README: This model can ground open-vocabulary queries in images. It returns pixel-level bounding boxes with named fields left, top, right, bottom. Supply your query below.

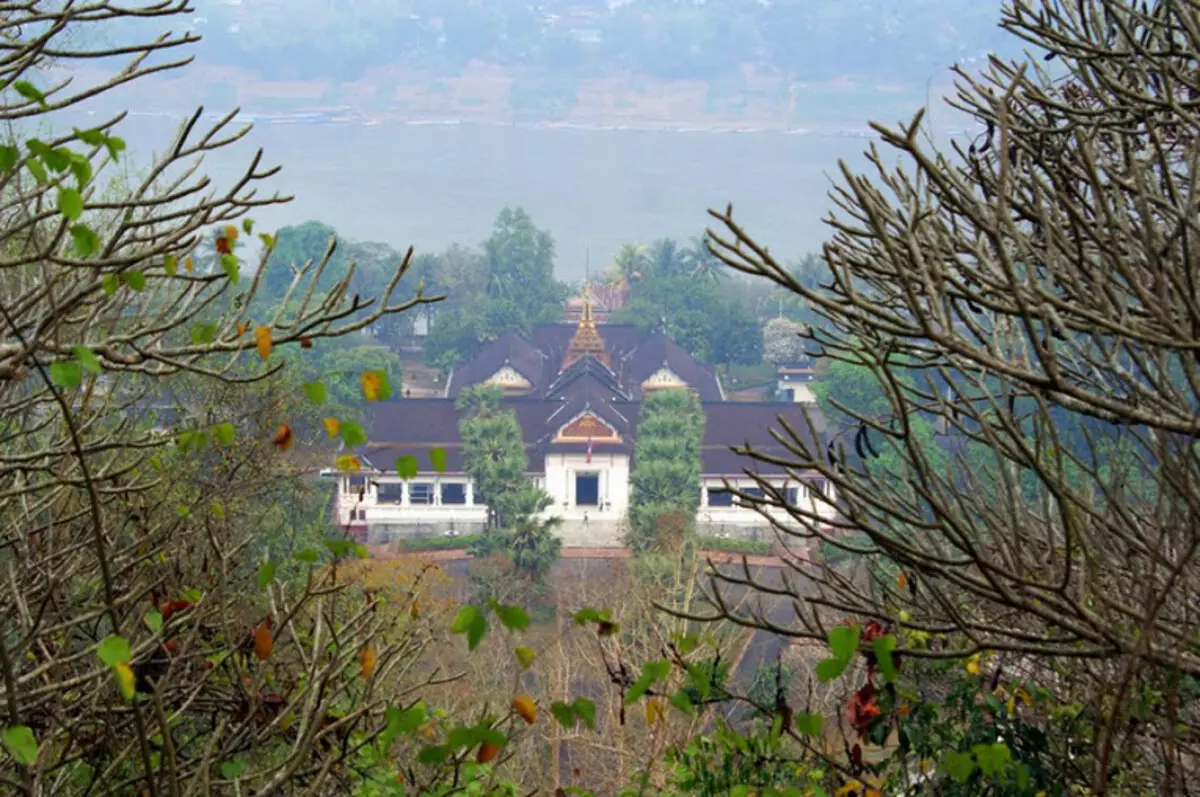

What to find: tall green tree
left=457, top=385, right=529, bottom=529
left=627, top=390, right=705, bottom=553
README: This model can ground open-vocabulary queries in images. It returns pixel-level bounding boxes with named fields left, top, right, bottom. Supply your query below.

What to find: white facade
left=335, top=462, right=837, bottom=547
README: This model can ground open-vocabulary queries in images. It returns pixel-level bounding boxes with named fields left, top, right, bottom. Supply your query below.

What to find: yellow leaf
left=113, top=661, right=135, bottom=702
left=272, top=423, right=293, bottom=452
left=419, top=723, right=436, bottom=739
left=184, top=255, right=194, bottom=273
left=896, top=572, right=907, bottom=590
left=236, top=322, right=248, bottom=336
left=410, top=599, right=420, bottom=619
left=476, top=741, right=501, bottom=764
left=645, top=697, right=664, bottom=726
left=254, top=326, right=272, bottom=360
left=253, top=624, right=273, bottom=661
left=336, top=454, right=361, bottom=472
left=360, top=643, right=377, bottom=679
left=966, top=653, right=981, bottom=675
left=224, top=224, right=239, bottom=242
left=323, top=417, right=340, bottom=437
left=512, top=695, right=536, bottom=725
left=361, top=370, right=382, bottom=401
left=514, top=646, right=536, bottom=670
left=835, top=782, right=864, bottom=797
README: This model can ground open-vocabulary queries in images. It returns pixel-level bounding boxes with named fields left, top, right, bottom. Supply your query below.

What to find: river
left=62, top=111, right=967, bottom=278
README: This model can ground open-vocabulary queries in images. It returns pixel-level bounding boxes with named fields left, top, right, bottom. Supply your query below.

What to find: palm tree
left=498, top=487, right=563, bottom=580
left=685, top=233, right=725, bottom=283
left=606, top=242, right=646, bottom=291
left=647, top=237, right=688, bottom=280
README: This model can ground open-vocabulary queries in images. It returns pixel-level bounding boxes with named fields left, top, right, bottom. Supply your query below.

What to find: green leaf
left=339, top=421, right=367, bottom=447
left=13, top=80, right=46, bottom=107
left=429, top=447, right=447, bottom=474
left=418, top=745, right=449, bottom=765
left=2, top=726, right=38, bottom=766
left=67, top=152, right=92, bottom=187
left=815, top=657, right=848, bottom=683
left=395, top=454, right=419, bottom=480
left=183, top=587, right=202, bottom=603
left=101, top=274, right=118, bottom=295
left=943, top=750, right=976, bottom=783
left=467, top=614, right=487, bottom=651
left=57, top=187, right=83, bottom=220
left=104, top=136, right=125, bottom=161
left=827, top=625, right=861, bottom=661
left=351, top=542, right=369, bottom=559
left=303, top=381, right=326, bottom=404
left=491, top=602, right=530, bottom=632
left=70, top=224, right=99, bottom=257
left=259, top=232, right=275, bottom=250
left=71, top=345, right=101, bottom=374
left=795, top=711, right=824, bottom=736
left=144, top=611, right=163, bottom=633
left=873, top=634, right=898, bottom=681
left=49, top=361, right=81, bottom=388
left=572, top=607, right=611, bottom=626
left=550, top=701, right=576, bottom=728
left=189, top=323, right=218, bottom=345
left=220, top=253, right=239, bottom=285
left=242, top=218, right=255, bottom=235
left=213, top=422, right=235, bottom=447
left=121, top=271, right=145, bottom=292
left=256, top=561, right=277, bottom=589
left=382, top=702, right=426, bottom=747
left=972, top=742, right=1011, bottom=776
left=295, top=547, right=319, bottom=564
left=685, top=663, right=712, bottom=700
left=625, top=659, right=671, bottom=704
left=25, top=158, right=47, bottom=185
left=324, top=538, right=351, bottom=559
left=96, top=635, right=131, bottom=666
left=163, top=254, right=178, bottom=277
left=42, top=147, right=71, bottom=174
left=219, top=759, right=247, bottom=779
left=0, top=144, right=18, bottom=173
left=75, top=128, right=106, bottom=147
left=450, top=605, right=479, bottom=634
left=668, top=690, right=695, bottom=716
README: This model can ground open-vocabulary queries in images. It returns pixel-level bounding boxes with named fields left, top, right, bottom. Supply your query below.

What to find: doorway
left=575, top=472, right=599, bottom=507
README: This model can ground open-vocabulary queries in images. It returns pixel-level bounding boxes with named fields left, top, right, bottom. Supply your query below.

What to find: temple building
left=337, top=286, right=837, bottom=547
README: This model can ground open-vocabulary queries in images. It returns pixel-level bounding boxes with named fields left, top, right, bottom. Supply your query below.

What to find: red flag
left=586, top=437, right=593, bottom=464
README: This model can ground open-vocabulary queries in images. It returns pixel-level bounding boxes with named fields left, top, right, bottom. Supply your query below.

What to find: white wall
left=778, top=380, right=817, bottom=404
left=543, top=452, right=630, bottom=515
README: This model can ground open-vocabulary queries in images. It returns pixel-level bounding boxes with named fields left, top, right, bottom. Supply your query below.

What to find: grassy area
left=397, top=534, right=482, bottom=551
left=695, top=536, right=774, bottom=556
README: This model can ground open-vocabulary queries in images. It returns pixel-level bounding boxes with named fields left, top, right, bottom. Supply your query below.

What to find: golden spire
left=563, top=279, right=610, bottom=371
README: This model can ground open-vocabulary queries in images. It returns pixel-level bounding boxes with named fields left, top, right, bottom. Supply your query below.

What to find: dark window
left=708, top=489, right=734, bottom=507
left=786, top=487, right=800, bottom=505
left=805, top=478, right=826, bottom=497
left=575, top=473, right=599, bottom=506
left=346, top=475, right=366, bottom=493
left=441, top=483, right=467, bottom=505
left=410, top=483, right=434, bottom=505
left=377, top=482, right=404, bottom=504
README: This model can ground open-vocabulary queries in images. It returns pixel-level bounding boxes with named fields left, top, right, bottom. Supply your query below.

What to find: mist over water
left=76, top=112, right=949, bottom=278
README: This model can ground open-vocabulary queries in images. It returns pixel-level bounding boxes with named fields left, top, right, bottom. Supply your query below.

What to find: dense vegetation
left=4, top=1, right=1199, bottom=795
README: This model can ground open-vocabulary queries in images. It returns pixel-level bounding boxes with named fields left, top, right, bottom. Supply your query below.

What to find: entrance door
left=575, top=472, right=599, bottom=507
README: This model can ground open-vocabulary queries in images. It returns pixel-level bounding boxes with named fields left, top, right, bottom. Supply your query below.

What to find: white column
left=466, top=481, right=475, bottom=505
left=701, top=485, right=709, bottom=507
left=433, top=478, right=442, bottom=506
left=401, top=482, right=410, bottom=507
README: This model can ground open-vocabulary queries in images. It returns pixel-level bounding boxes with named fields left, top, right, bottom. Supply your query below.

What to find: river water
left=62, top=112, right=967, bottom=278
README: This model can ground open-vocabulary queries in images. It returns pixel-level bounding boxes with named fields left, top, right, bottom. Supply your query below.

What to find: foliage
left=693, top=535, right=773, bottom=556
left=423, top=208, right=568, bottom=369
left=609, top=236, right=763, bottom=366
left=702, top=1, right=1200, bottom=792
left=457, top=385, right=529, bottom=528
left=626, top=390, right=705, bottom=553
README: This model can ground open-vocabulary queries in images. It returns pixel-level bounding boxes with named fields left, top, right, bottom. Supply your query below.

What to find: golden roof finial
left=563, top=279, right=609, bottom=371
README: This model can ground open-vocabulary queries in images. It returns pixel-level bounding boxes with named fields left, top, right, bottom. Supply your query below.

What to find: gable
left=484, top=365, right=532, bottom=392
left=641, top=366, right=687, bottom=391
left=553, top=411, right=622, bottom=444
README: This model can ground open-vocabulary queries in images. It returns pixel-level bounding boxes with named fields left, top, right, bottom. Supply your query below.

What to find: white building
left=336, top=288, right=837, bottom=547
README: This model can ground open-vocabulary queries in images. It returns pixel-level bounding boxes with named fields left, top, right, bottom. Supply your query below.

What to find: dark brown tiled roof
left=364, top=398, right=824, bottom=477
left=446, top=330, right=548, bottom=396
left=621, top=332, right=722, bottom=401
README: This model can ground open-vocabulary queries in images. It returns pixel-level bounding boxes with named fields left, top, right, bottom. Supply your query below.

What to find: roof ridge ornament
left=561, top=280, right=611, bottom=372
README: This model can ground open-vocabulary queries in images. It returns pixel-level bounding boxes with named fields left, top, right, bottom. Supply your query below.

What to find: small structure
left=776, top=360, right=817, bottom=404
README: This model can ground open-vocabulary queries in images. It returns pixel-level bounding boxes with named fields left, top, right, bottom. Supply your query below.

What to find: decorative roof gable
left=483, top=363, right=533, bottom=393
left=552, top=410, right=621, bottom=444
left=641, top=365, right=687, bottom=391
